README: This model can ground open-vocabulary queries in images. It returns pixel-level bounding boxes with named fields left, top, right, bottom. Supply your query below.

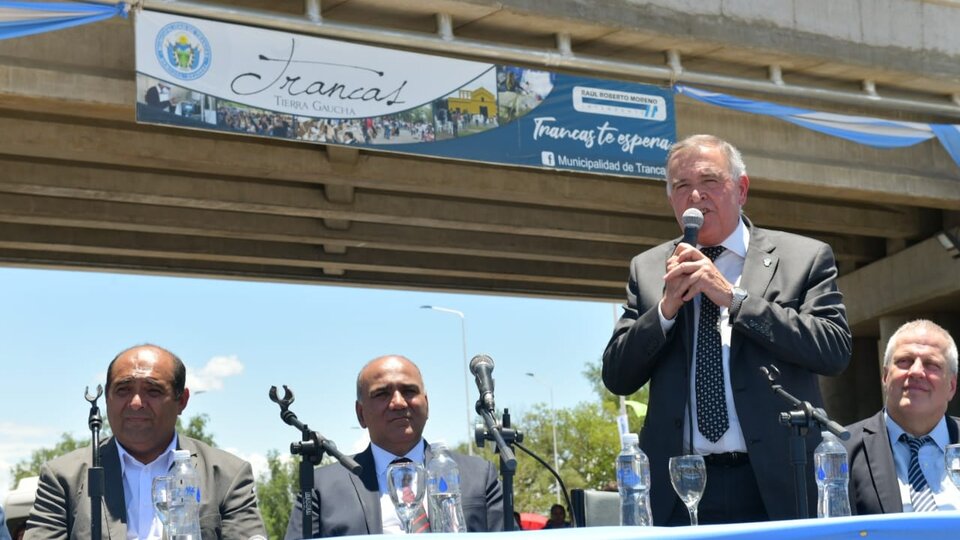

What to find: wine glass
left=946, top=444, right=960, bottom=490
left=669, top=455, right=707, bottom=526
left=152, top=475, right=174, bottom=539
left=386, top=461, right=426, bottom=533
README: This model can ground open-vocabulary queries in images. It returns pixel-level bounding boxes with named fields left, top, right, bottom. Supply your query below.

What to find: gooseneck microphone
left=469, top=354, right=496, bottom=413
left=681, top=208, right=704, bottom=247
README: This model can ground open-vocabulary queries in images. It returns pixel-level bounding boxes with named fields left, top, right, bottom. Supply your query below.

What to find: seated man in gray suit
left=285, top=355, right=503, bottom=538
left=25, top=344, right=267, bottom=540
left=844, top=320, right=960, bottom=514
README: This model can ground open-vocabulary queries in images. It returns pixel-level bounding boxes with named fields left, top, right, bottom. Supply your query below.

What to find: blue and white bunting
left=675, top=84, right=960, bottom=170
left=0, top=1, right=124, bottom=41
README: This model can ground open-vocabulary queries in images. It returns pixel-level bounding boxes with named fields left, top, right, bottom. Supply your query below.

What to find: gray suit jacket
left=602, top=218, right=852, bottom=524
left=843, top=411, right=960, bottom=515
left=284, top=443, right=503, bottom=538
left=24, top=435, right=266, bottom=540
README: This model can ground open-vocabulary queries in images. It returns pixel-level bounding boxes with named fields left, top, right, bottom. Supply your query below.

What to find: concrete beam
left=839, top=234, right=960, bottom=330
left=0, top=191, right=640, bottom=266
left=0, top=223, right=625, bottom=289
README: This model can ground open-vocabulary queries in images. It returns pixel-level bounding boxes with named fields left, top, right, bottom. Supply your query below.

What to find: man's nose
left=129, top=392, right=144, bottom=409
left=689, top=188, right=703, bottom=203
left=388, top=391, right=408, bottom=409
left=907, top=358, right=926, bottom=377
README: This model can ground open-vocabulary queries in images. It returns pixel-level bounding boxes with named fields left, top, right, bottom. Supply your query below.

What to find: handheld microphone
left=681, top=208, right=704, bottom=246
left=469, top=354, right=496, bottom=412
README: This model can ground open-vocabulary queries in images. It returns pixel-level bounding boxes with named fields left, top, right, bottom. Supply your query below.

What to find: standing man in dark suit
left=284, top=355, right=503, bottom=538
left=602, top=134, right=852, bottom=525
left=844, top=320, right=959, bottom=514
left=25, top=344, right=266, bottom=540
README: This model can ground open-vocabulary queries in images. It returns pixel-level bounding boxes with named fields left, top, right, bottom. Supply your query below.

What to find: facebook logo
left=541, top=151, right=555, bottom=166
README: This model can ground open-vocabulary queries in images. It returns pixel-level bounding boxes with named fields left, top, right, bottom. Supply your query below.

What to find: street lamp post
left=526, top=372, right=561, bottom=504
left=420, top=305, right=474, bottom=456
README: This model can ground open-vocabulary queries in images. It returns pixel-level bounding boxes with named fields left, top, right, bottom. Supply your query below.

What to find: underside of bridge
left=2, top=0, right=959, bottom=418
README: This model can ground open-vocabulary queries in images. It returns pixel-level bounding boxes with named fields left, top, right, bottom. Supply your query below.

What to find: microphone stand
left=760, top=365, right=849, bottom=520
left=474, top=404, right=521, bottom=531
left=269, top=385, right=362, bottom=538
left=85, top=385, right=104, bottom=540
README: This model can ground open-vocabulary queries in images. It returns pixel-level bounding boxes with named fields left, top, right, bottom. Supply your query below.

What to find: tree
left=455, top=360, right=651, bottom=517
left=176, top=413, right=216, bottom=446
left=582, top=360, right=650, bottom=433
left=255, top=450, right=299, bottom=540
left=11, top=432, right=85, bottom=487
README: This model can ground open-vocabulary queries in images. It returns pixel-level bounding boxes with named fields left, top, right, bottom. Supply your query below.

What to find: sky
left=0, top=266, right=622, bottom=503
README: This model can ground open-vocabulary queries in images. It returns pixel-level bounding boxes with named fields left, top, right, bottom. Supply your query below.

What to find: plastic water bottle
left=814, top=430, right=851, bottom=518
left=167, top=449, right=202, bottom=540
left=616, top=433, right=652, bottom=526
left=426, top=441, right=467, bottom=533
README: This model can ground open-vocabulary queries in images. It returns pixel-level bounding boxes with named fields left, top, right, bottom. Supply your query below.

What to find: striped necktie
left=900, top=433, right=938, bottom=512
left=391, top=457, right=431, bottom=532
left=695, top=245, right=728, bottom=443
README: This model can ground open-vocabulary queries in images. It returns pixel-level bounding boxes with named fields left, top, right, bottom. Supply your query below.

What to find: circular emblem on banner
left=154, top=22, right=212, bottom=81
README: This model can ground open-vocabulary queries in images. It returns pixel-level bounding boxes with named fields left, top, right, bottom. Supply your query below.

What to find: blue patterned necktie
left=695, top=246, right=728, bottom=443
left=900, top=434, right=938, bottom=512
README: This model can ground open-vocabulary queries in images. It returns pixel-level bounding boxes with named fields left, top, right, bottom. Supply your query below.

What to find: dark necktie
left=900, top=434, right=937, bottom=512
left=695, top=245, right=729, bottom=443
left=390, top=457, right=430, bottom=532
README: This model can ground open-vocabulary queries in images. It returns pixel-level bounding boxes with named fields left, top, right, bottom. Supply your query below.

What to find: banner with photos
left=135, top=10, right=676, bottom=180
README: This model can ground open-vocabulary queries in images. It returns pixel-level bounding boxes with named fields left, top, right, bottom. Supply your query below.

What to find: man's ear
left=355, top=400, right=367, bottom=428
left=177, top=388, right=190, bottom=414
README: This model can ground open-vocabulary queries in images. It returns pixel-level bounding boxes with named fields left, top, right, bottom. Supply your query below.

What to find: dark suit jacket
left=24, top=435, right=266, bottom=540
left=602, top=217, right=852, bottom=524
left=843, top=411, right=960, bottom=515
left=284, top=443, right=503, bottom=538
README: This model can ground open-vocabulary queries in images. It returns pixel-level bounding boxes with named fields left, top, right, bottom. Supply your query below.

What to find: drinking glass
left=152, top=475, right=174, bottom=539
left=946, top=444, right=960, bottom=490
left=669, top=455, right=707, bottom=526
left=386, top=461, right=426, bottom=533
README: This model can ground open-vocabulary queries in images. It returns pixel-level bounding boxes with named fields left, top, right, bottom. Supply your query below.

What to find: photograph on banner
left=135, top=10, right=674, bottom=180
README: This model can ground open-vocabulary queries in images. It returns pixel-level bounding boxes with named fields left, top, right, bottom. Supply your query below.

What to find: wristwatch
left=730, top=287, right=748, bottom=319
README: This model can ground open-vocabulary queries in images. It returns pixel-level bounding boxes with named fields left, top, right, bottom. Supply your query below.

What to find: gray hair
left=665, top=134, right=746, bottom=195
left=883, top=319, right=958, bottom=375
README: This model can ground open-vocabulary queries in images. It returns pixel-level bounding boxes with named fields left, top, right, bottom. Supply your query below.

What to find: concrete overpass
left=1, top=0, right=958, bottom=419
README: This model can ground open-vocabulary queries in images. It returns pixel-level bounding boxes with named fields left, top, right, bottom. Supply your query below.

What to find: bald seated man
left=844, top=320, right=960, bottom=514
left=285, top=355, right=503, bottom=537
left=25, top=344, right=266, bottom=540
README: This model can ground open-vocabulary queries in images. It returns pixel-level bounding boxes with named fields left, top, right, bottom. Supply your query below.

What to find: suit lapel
left=729, top=220, right=777, bottom=380
left=101, top=438, right=129, bottom=540
left=862, top=414, right=902, bottom=513
left=349, top=446, right=382, bottom=534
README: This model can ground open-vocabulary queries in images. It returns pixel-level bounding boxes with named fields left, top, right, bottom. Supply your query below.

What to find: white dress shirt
left=116, top=435, right=178, bottom=540
left=371, top=440, right=427, bottom=534
left=660, top=217, right=750, bottom=454
left=884, top=412, right=960, bottom=511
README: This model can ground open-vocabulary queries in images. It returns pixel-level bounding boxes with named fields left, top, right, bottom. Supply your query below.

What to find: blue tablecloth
left=325, top=512, right=960, bottom=539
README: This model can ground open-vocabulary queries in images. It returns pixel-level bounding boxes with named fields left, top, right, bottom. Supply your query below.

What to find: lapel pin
left=763, top=257, right=772, bottom=267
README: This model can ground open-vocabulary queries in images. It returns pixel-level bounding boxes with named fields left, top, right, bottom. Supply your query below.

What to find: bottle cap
left=173, top=449, right=191, bottom=460
left=622, top=433, right=639, bottom=445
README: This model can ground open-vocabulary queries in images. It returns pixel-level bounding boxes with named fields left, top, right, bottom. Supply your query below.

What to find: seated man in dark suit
left=25, top=344, right=267, bottom=540
left=844, top=320, right=960, bottom=514
left=285, top=355, right=503, bottom=538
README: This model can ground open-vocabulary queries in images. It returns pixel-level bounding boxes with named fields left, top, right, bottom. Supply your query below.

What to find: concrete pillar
left=820, top=337, right=881, bottom=426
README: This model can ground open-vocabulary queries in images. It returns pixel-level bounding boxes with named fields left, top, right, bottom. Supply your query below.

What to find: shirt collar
left=698, top=216, right=749, bottom=259
left=371, top=439, right=426, bottom=480
left=884, top=410, right=950, bottom=450
left=116, top=433, right=179, bottom=473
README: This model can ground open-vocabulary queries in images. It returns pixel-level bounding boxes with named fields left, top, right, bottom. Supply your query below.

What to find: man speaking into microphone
left=602, top=134, right=852, bottom=525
